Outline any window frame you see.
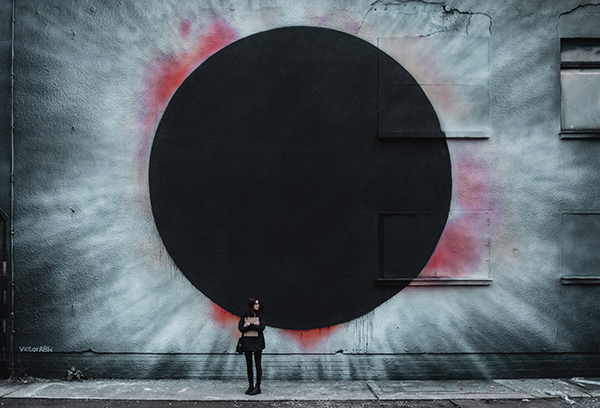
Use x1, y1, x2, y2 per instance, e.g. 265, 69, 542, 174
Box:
560, 38, 600, 138
376, 211, 493, 287
561, 211, 600, 285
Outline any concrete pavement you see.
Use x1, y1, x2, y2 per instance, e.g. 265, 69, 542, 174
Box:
0, 377, 598, 403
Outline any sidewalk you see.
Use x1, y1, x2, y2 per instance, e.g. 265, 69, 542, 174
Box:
0, 378, 599, 403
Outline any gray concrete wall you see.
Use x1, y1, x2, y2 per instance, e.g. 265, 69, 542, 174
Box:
7, 0, 600, 379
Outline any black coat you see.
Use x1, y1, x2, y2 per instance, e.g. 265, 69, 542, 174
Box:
238, 313, 265, 352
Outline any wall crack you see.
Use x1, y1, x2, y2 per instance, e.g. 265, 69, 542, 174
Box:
358, 0, 492, 36
559, 2, 600, 17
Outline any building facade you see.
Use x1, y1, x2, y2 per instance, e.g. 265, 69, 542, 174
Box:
0, 0, 599, 379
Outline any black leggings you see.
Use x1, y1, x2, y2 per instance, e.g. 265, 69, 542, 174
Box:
244, 350, 262, 386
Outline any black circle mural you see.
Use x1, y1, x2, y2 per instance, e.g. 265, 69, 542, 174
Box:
150, 26, 451, 330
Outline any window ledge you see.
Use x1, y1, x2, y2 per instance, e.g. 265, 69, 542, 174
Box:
444, 131, 490, 139
378, 131, 446, 138
376, 277, 492, 286
561, 276, 600, 285
560, 131, 600, 139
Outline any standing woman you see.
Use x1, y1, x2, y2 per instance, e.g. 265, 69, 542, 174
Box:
238, 297, 265, 395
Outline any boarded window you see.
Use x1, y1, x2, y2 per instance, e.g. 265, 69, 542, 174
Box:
562, 213, 600, 284
377, 212, 492, 286
374, 37, 491, 139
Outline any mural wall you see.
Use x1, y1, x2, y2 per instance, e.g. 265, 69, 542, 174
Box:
2, 0, 600, 379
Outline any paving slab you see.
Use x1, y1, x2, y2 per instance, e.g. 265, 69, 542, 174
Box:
0, 383, 28, 398
452, 400, 564, 408
494, 379, 590, 399
369, 380, 531, 400
565, 377, 600, 397
5, 379, 377, 401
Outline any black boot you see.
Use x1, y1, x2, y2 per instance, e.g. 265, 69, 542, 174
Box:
249, 385, 261, 395
245, 384, 254, 394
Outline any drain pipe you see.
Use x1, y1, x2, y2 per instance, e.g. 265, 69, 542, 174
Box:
8, 0, 16, 377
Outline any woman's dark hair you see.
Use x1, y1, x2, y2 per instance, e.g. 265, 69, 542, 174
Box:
244, 297, 264, 317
